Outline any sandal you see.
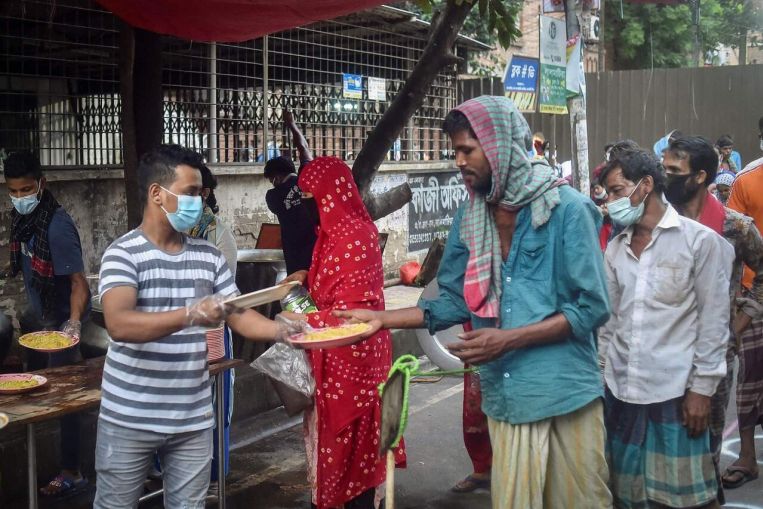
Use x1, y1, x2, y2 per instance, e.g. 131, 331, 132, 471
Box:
451, 475, 491, 493
39, 474, 89, 497
722, 465, 759, 489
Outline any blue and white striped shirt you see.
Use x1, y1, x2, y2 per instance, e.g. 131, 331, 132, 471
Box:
98, 229, 238, 433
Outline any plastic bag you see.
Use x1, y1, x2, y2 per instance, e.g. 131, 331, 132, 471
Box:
251, 342, 315, 397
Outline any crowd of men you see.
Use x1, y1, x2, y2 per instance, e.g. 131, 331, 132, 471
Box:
2, 96, 763, 509
341, 98, 763, 509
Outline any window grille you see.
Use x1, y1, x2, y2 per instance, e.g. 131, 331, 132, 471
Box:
0, 0, 121, 167
1, 1, 462, 168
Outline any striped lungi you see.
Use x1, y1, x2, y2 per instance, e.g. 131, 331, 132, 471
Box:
737, 315, 763, 430
605, 389, 717, 509
488, 399, 612, 509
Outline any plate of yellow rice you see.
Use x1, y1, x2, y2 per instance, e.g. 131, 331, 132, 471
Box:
0, 374, 48, 395
18, 331, 78, 353
289, 323, 372, 350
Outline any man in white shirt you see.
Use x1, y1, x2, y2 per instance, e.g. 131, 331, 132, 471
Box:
599, 149, 734, 509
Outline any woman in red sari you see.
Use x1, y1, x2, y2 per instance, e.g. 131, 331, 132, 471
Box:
289, 157, 405, 509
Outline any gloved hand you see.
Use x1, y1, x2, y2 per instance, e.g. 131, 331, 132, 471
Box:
274, 313, 308, 344
61, 319, 81, 339
185, 294, 231, 327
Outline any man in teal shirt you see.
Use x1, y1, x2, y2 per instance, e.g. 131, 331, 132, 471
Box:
339, 96, 612, 508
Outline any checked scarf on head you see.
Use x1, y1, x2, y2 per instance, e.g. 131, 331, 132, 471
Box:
10, 188, 60, 316
456, 96, 564, 320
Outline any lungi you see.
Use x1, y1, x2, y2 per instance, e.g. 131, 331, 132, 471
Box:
737, 316, 763, 430
488, 398, 611, 509
605, 389, 717, 509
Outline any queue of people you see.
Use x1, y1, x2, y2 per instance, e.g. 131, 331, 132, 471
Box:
340, 98, 763, 509
2, 96, 763, 509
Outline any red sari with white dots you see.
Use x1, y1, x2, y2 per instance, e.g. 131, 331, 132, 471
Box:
298, 157, 406, 508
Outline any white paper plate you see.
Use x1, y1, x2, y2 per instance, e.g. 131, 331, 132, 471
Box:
225, 281, 300, 310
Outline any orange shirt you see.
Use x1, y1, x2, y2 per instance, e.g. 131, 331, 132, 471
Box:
728, 162, 763, 288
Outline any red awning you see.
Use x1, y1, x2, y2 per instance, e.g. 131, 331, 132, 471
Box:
95, 0, 389, 42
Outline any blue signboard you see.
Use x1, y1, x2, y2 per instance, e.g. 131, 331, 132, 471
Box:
342, 73, 363, 99
503, 56, 539, 112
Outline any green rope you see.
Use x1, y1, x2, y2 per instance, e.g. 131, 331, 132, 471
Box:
378, 355, 476, 449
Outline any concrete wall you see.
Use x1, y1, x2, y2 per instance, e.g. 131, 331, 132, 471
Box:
0, 161, 456, 326
0, 170, 127, 328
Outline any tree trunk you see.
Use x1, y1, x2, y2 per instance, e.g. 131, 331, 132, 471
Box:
739, 29, 748, 65
119, 24, 163, 229
353, 0, 474, 220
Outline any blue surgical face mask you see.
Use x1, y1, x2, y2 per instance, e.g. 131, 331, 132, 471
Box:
608, 178, 648, 227
160, 187, 203, 232
10, 182, 41, 215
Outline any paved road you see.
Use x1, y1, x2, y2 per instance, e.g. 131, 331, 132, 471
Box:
39, 369, 763, 509
223, 374, 762, 509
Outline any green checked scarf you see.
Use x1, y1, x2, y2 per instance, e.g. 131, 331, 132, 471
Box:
456, 96, 564, 319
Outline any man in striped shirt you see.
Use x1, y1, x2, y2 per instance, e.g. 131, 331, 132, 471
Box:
94, 145, 310, 508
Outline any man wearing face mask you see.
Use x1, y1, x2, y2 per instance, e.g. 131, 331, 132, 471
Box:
264, 110, 317, 276
662, 135, 763, 499
3, 151, 91, 497
94, 144, 319, 508
599, 149, 734, 509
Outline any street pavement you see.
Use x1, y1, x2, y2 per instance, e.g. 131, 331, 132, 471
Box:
37, 367, 763, 509
220, 372, 763, 508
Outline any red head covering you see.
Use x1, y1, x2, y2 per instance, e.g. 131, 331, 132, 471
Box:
297, 157, 405, 508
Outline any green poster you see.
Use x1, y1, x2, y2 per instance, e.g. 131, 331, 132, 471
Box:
539, 16, 568, 115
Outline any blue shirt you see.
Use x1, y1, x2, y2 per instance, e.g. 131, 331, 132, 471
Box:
418, 186, 611, 424
731, 151, 742, 173
21, 207, 87, 325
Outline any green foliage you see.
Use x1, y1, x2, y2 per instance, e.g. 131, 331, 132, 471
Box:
403, 0, 523, 49
606, 0, 763, 70
715, 0, 763, 48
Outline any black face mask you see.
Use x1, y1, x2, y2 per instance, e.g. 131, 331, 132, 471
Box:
665, 174, 701, 205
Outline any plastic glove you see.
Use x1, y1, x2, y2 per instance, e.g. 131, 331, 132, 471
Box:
185, 294, 231, 327
61, 319, 81, 339
274, 313, 308, 344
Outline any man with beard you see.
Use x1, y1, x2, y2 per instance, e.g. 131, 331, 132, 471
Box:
338, 96, 613, 508
662, 135, 763, 499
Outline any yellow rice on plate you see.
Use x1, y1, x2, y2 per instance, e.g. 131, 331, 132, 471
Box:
300, 323, 371, 342
0, 378, 39, 390
19, 332, 72, 350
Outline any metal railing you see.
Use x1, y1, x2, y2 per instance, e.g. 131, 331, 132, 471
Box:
0, 0, 122, 166
1, 0, 459, 168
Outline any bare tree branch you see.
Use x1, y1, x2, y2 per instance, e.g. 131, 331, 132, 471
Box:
365, 182, 413, 221
352, 0, 475, 217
